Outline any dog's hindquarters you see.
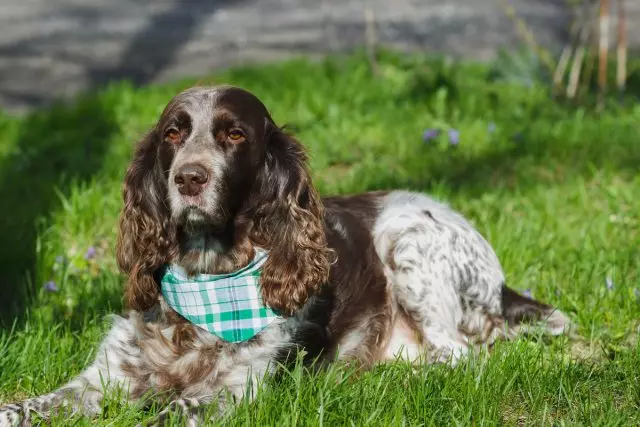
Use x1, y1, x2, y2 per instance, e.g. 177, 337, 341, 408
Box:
373, 191, 570, 364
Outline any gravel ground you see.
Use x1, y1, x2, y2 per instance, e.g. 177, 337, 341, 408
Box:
1, 0, 638, 113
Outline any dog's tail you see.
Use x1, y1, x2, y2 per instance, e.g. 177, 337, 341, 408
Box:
501, 285, 572, 337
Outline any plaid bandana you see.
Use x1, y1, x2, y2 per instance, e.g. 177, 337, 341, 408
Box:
159, 249, 283, 343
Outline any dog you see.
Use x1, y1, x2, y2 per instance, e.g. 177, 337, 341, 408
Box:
0, 86, 569, 426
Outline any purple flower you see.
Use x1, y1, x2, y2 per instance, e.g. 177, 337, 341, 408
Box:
448, 129, 460, 146
43, 280, 58, 292
512, 132, 524, 143
422, 129, 440, 142
605, 277, 614, 291
522, 289, 532, 298
84, 246, 97, 260
488, 122, 496, 133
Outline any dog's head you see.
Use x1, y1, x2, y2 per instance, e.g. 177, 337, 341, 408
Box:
116, 86, 332, 315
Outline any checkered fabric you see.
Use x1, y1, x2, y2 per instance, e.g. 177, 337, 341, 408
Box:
159, 249, 282, 343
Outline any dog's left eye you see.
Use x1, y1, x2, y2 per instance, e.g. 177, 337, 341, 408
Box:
228, 129, 246, 143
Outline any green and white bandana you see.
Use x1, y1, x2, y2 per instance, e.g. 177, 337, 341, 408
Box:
159, 249, 283, 343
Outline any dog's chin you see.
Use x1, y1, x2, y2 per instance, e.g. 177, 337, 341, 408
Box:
177, 207, 228, 236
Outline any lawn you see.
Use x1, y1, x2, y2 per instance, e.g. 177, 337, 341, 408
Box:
0, 50, 639, 426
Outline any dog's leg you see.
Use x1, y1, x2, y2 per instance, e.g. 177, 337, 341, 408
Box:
376, 222, 473, 364
137, 320, 290, 426
138, 397, 212, 427
384, 257, 469, 364
0, 314, 143, 426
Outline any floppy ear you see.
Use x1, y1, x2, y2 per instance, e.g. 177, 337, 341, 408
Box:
116, 130, 176, 312
249, 125, 333, 316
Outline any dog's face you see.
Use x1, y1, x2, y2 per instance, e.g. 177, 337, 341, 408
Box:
117, 85, 332, 314
158, 86, 271, 236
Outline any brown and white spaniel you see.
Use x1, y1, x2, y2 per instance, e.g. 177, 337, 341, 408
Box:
0, 86, 570, 426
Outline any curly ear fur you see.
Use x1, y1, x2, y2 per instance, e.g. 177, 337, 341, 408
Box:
250, 126, 333, 316
116, 130, 176, 312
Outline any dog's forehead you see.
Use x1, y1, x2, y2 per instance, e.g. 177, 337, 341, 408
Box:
215, 87, 271, 122
169, 86, 269, 122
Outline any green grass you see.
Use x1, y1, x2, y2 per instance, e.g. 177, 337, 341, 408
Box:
0, 50, 639, 425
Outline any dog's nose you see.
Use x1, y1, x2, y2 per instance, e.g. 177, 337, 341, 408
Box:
174, 164, 209, 196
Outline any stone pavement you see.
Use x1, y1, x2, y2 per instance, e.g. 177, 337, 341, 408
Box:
1, 0, 638, 113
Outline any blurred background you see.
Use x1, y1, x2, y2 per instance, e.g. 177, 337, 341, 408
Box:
2, 0, 638, 113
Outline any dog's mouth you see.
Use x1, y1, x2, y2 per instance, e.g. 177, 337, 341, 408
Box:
177, 207, 229, 236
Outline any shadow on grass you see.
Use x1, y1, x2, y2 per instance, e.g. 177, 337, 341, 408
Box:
357, 129, 640, 199
355, 55, 640, 195
0, 97, 120, 328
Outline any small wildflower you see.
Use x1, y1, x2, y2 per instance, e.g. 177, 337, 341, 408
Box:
43, 280, 58, 292
422, 129, 440, 142
84, 246, 97, 260
555, 289, 561, 297
522, 289, 532, 298
448, 129, 460, 146
54, 255, 65, 265
488, 122, 496, 133
605, 277, 614, 291
512, 132, 524, 143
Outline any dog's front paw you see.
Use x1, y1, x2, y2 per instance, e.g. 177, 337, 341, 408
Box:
0, 403, 29, 427
137, 398, 205, 427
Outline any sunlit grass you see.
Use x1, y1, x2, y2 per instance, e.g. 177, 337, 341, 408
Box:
0, 50, 639, 425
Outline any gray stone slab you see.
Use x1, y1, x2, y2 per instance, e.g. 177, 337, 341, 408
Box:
0, 0, 637, 113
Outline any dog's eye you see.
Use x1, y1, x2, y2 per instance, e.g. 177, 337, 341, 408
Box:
165, 128, 181, 144
228, 128, 246, 143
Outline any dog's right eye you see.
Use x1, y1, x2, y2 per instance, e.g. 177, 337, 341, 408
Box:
165, 128, 181, 144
